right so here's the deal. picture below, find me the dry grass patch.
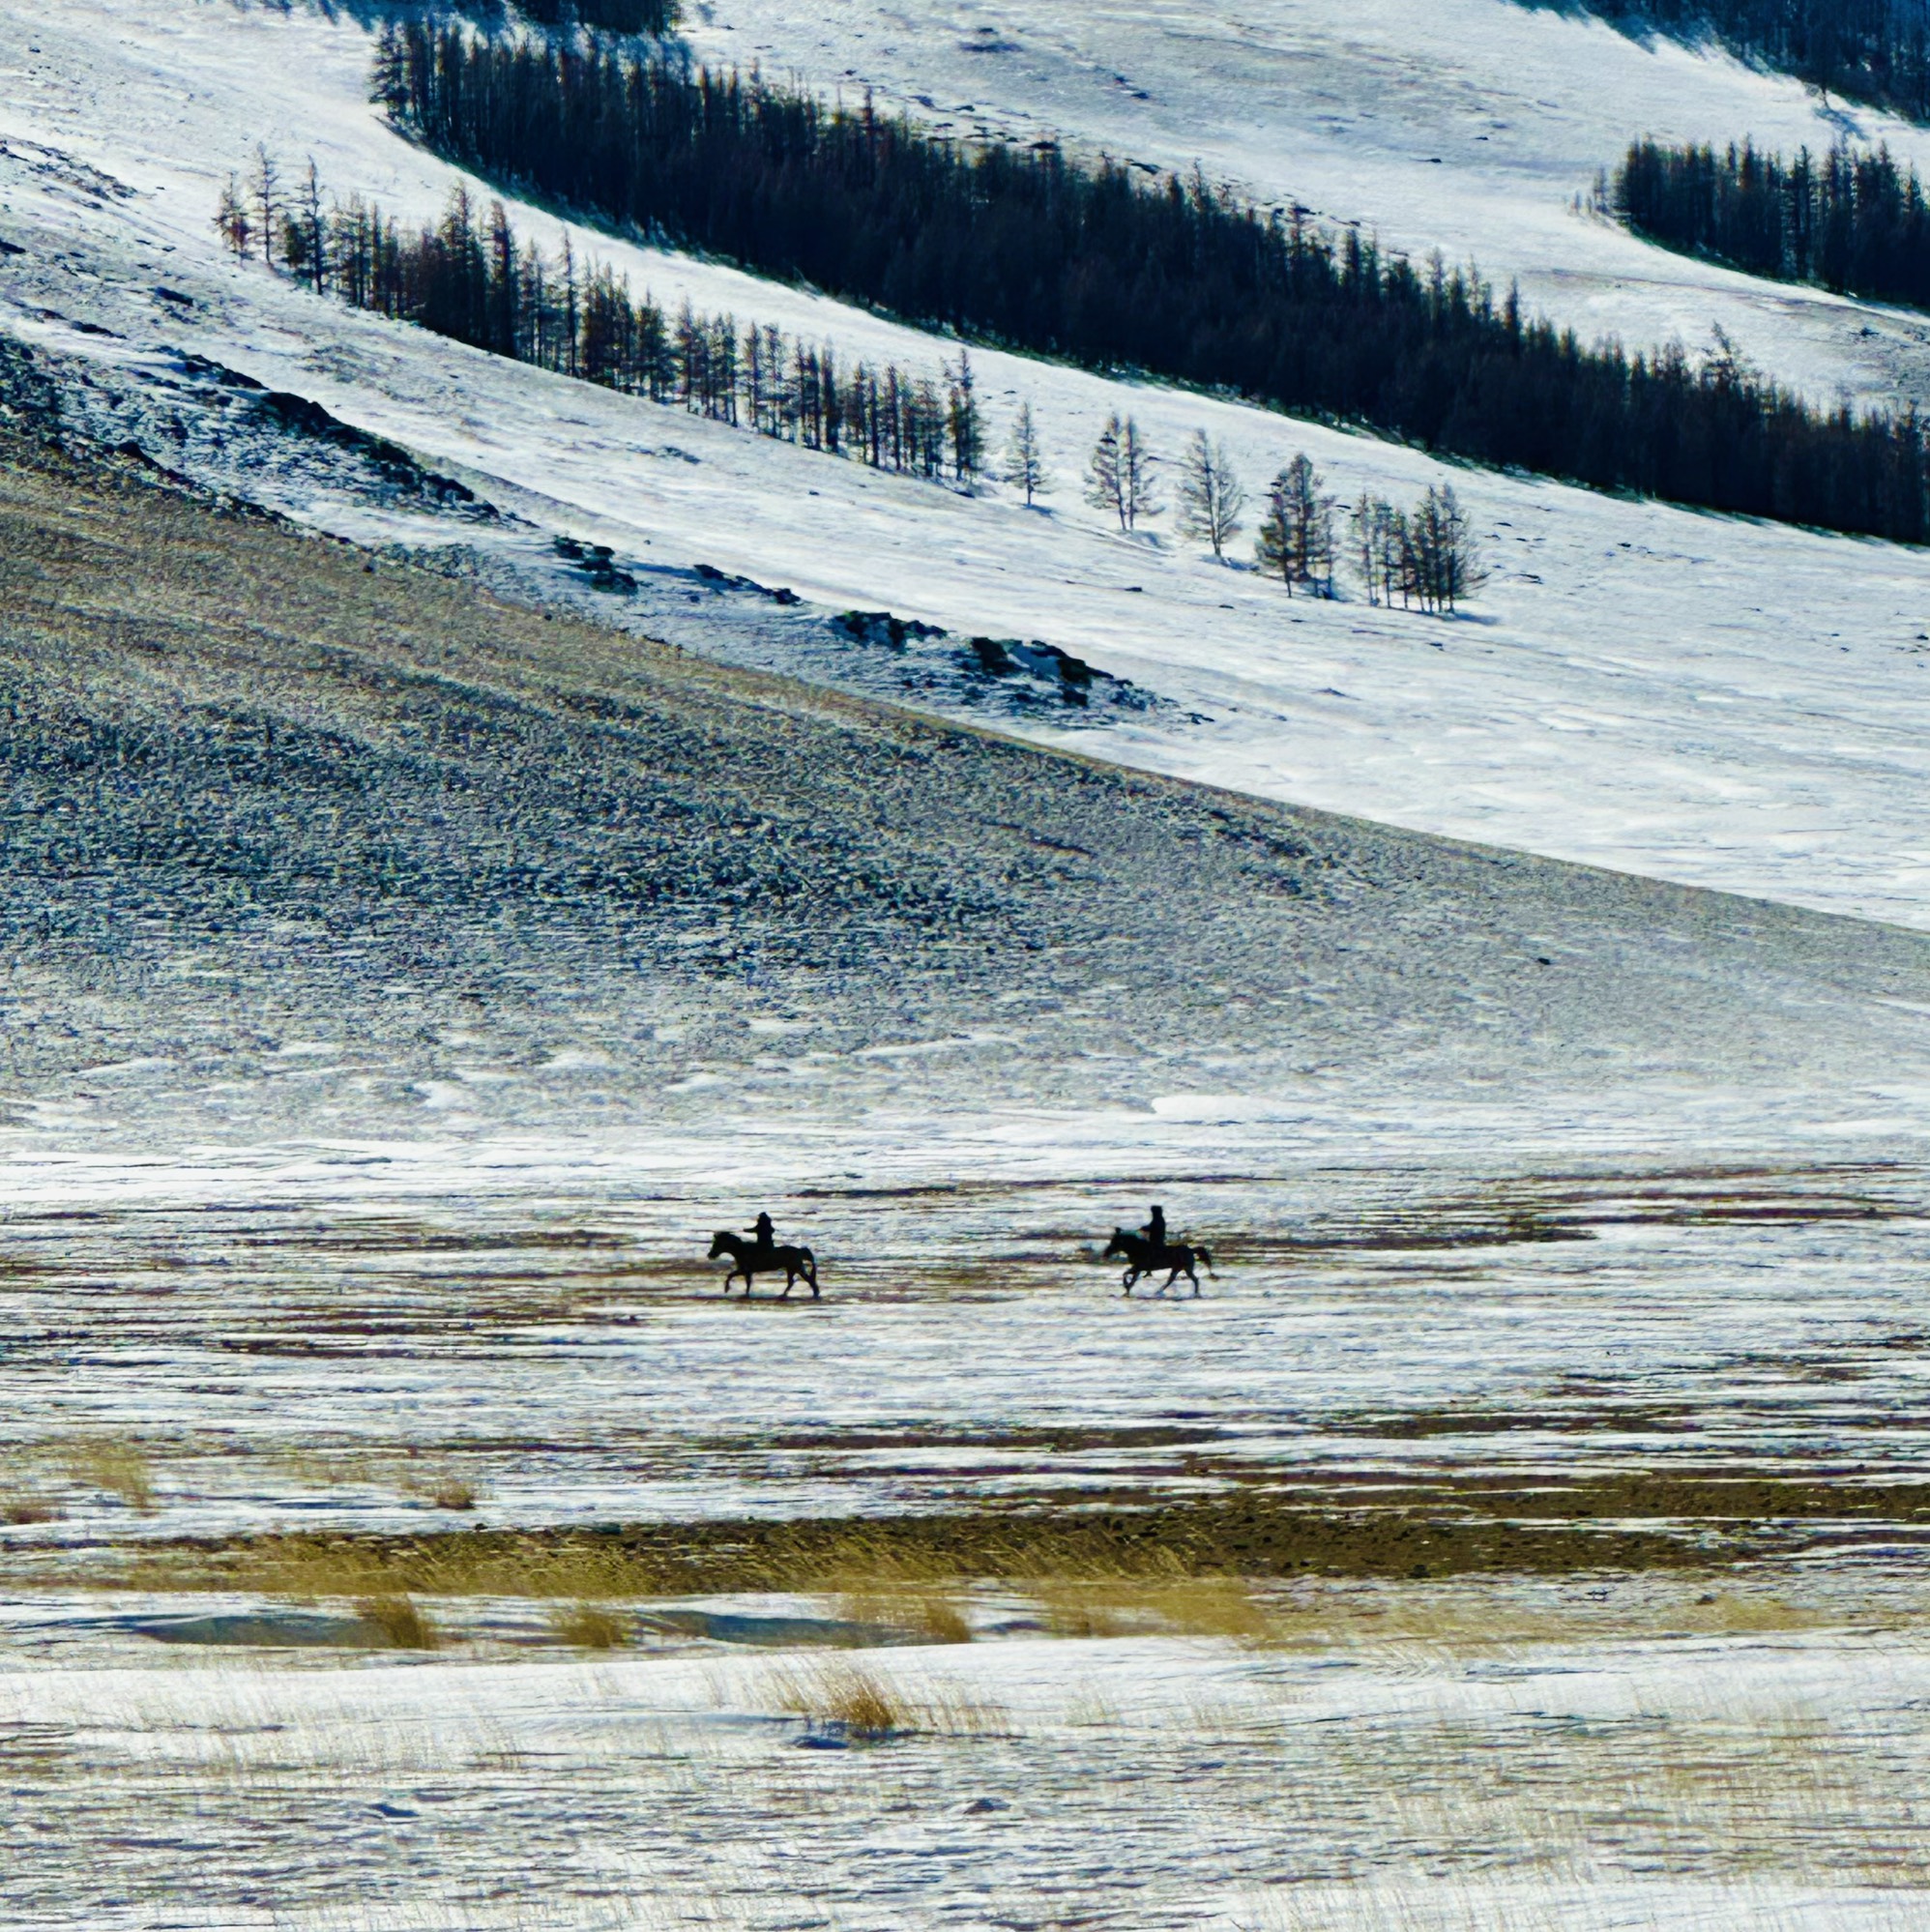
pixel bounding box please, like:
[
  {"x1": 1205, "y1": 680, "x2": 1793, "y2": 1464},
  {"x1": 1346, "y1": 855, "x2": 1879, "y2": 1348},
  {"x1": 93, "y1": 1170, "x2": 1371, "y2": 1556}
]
[
  {"x1": 549, "y1": 1602, "x2": 631, "y2": 1651},
  {"x1": 835, "y1": 1584, "x2": 973, "y2": 1645},
  {"x1": 94, "y1": 1478, "x2": 1806, "y2": 1610},
  {"x1": 63, "y1": 1439, "x2": 156, "y2": 1513},
  {"x1": 768, "y1": 1659, "x2": 903, "y2": 1742},
  {"x1": 276, "y1": 1449, "x2": 482, "y2": 1512},
  {"x1": 356, "y1": 1594, "x2": 439, "y2": 1649},
  {"x1": 763, "y1": 1659, "x2": 1009, "y2": 1742},
  {"x1": 1038, "y1": 1573, "x2": 1277, "y2": 1642}
]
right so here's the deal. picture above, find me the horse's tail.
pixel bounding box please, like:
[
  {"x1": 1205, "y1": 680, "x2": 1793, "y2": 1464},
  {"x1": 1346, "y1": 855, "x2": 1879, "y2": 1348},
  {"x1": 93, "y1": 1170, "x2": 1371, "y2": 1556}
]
[
  {"x1": 799, "y1": 1245, "x2": 817, "y2": 1282},
  {"x1": 1196, "y1": 1245, "x2": 1215, "y2": 1276}
]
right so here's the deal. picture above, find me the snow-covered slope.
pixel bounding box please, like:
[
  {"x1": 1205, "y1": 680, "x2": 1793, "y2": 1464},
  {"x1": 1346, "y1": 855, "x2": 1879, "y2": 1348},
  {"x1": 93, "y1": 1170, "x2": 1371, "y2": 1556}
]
[
  {"x1": 689, "y1": 0, "x2": 1930, "y2": 415},
  {"x1": 5, "y1": 0, "x2": 1930, "y2": 933}
]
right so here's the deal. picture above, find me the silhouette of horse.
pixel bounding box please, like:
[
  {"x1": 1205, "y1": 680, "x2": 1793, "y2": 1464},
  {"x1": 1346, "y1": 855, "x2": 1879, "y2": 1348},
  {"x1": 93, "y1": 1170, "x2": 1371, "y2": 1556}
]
[
  {"x1": 1104, "y1": 1227, "x2": 1214, "y2": 1297},
  {"x1": 708, "y1": 1230, "x2": 820, "y2": 1300}
]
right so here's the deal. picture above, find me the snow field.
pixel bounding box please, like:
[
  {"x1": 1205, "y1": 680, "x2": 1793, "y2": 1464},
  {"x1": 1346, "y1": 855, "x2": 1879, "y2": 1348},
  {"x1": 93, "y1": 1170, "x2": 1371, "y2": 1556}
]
[
  {"x1": 11, "y1": 1610, "x2": 1930, "y2": 1926},
  {"x1": 3, "y1": 1159, "x2": 1926, "y2": 1549}
]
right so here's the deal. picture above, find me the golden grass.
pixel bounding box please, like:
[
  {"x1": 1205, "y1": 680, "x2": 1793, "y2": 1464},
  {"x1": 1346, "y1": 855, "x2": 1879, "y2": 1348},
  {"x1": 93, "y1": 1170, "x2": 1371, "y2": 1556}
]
[
  {"x1": 548, "y1": 1602, "x2": 631, "y2": 1651},
  {"x1": 277, "y1": 1449, "x2": 482, "y2": 1512},
  {"x1": 356, "y1": 1594, "x2": 439, "y2": 1650},
  {"x1": 63, "y1": 1440, "x2": 156, "y2": 1513},
  {"x1": 70, "y1": 1463, "x2": 1891, "y2": 1619},
  {"x1": 768, "y1": 1659, "x2": 903, "y2": 1742},
  {"x1": 1037, "y1": 1573, "x2": 1277, "y2": 1642},
  {"x1": 836, "y1": 1585, "x2": 974, "y2": 1645},
  {"x1": 760, "y1": 1655, "x2": 1013, "y2": 1742},
  {"x1": 0, "y1": 1496, "x2": 61, "y2": 1526},
  {"x1": 121, "y1": 1514, "x2": 1233, "y2": 1609},
  {"x1": 274, "y1": 1449, "x2": 389, "y2": 1490},
  {"x1": 1037, "y1": 1579, "x2": 1135, "y2": 1639}
]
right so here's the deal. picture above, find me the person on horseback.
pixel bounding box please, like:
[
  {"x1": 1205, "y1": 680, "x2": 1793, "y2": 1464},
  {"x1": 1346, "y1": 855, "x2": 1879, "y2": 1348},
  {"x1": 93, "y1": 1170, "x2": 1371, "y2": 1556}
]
[
  {"x1": 1141, "y1": 1204, "x2": 1168, "y2": 1250},
  {"x1": 747, "y1": 1211, "x2": 775, "y2": 1253}
]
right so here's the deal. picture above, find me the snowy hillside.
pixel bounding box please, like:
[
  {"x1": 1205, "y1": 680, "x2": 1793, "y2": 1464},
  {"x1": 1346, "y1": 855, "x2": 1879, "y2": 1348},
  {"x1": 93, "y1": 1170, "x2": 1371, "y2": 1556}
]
[
  {"x1": 4, "y1": 0, "x2": 1930, "y2": 935},
  {"x1": 689, "y1": 0, "x2": 1930, "y2": 415}
]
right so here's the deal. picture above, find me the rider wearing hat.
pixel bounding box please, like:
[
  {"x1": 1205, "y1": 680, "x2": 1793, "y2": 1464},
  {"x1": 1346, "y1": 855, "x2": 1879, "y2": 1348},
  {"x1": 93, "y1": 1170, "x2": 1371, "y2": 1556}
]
[
  {"x1": 1140, "y1": 1204, "x2": 1168, "y2": 1250},
  {"x1": 747, "y1": 1211, "x2": 776, "y2": 1252}
]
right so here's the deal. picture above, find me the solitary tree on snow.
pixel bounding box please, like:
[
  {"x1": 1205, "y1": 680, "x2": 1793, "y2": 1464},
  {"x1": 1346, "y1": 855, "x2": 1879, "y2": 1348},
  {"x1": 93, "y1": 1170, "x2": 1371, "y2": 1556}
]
[
  {"x1": 1003, "y1": 398, "x2": 1050, "y2": 506},
  {"x1": 1178, "y1": 428, "x2": 1246, "y2": 559},
  {"x1": 215, "y1": 173, "x2": 251, "y2": 258}
]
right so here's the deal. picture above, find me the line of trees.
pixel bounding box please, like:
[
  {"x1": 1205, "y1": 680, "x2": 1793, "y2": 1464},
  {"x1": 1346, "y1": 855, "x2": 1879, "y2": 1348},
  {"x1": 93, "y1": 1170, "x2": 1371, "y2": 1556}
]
[
  {"x1": 1616, "y1": 136, "x2": 1930, "y2": 310},
  {"x1": 216, "y1": 154, "x2": 1491, "y2": 614},
  {"x1": 374, "y1": 21, "x2": 1930, "y2": 548},
  {"x1": 1518, "y1": 0, "x2": 1930, "y2": 125},
  {"x1": 1082, "y1": 420, "x2": 1484, "y2": 612},
  {"x1": 218, "y1": 151, "x2": 1489, "y2": 612},
  {"x1": 218, "y1": 150, "x2": 986, "y2": 483}
]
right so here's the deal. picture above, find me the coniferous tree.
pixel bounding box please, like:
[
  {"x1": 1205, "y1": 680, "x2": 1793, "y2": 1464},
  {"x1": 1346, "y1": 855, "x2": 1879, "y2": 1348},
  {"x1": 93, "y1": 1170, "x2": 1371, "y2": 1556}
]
[
  {"x1": 1259, "y1": 457, "x2": 1336, "y2": 595},
  {"x1": 284, "y1": 159, "x2": 327, "y2": 294},
  {"x1": 1003, "y1": 399, "x2": 1050, "y2": 506},
  {"x1": 1118, "y1": 418, "x2": 1160, "y2": 531},
  {"x1": 1353, "y1": 494, "x2": 1407, "y2": 608},
  {"x1": 1087, "y1": 414, "x2": 1126, "y2": 528},
  {"x1": 1178, "y1": 429, "x2": 1245, "y2": 558},
  {"x1": 370, "y1": 22, "x2": 408, "y2": 113},
  {"x1": 946, "y1": 350, "x2": 981, "y2": 482},
  {"x1": 1406, "y1": 484, "x2": 1484, "y2": 613},
  {"x1": 1292, "y1": 454, "x2": 1338, "y2": 594},
  {"x1": 250, "y1": 144, "x2": 280, "y2": 267},
  {"x1": 215, "y1": 174, "x2": 250, "y2": 258},
  {"x1": 1257, "y1": 474, "x2": 1294, "y2": 590}
]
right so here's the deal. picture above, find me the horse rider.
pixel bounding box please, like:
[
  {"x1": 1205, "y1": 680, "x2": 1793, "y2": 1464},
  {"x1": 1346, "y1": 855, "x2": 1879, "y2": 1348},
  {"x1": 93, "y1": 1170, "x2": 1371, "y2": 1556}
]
[
  {"x1": 1141, "y1": 1204, "x2": 1168, "y2": 1250},
  {"x1": 746, "y1": 1211, "x2": 776, "y2": 1253}
]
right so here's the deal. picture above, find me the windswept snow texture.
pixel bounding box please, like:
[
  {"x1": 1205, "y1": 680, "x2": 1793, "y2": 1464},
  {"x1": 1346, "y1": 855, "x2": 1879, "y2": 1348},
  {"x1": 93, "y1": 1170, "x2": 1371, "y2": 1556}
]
[
  {"x1": 13, "y1": 1612, "x2": 1930, "y2": 1928},
  {"x1": 4, "y1": 2, "x2": 1930, "y2": 927}
]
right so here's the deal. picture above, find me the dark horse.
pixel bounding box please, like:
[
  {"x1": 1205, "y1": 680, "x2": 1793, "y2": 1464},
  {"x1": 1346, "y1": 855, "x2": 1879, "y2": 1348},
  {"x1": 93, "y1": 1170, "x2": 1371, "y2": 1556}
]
[
  {"x1": 1104, "y1": 1227, "x2": 1214, "y2": 1297},
  {"x1": 708, "y1": 1230, "x2": 820, "y2": 1300}
]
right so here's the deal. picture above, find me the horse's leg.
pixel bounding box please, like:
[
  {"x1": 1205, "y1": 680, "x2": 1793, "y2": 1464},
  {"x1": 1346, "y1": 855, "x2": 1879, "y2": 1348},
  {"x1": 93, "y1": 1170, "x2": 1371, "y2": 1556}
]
[
  {"x1": 779, "y1": 1267, "x2": 795, "y2": 1301},
  {"x1": 1186, "y1": 1261, "x2": 1200, "y2": 1298},
  {"x1": 1122, "y1": 1269, "x2": 1137, "y2": 1297}
]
